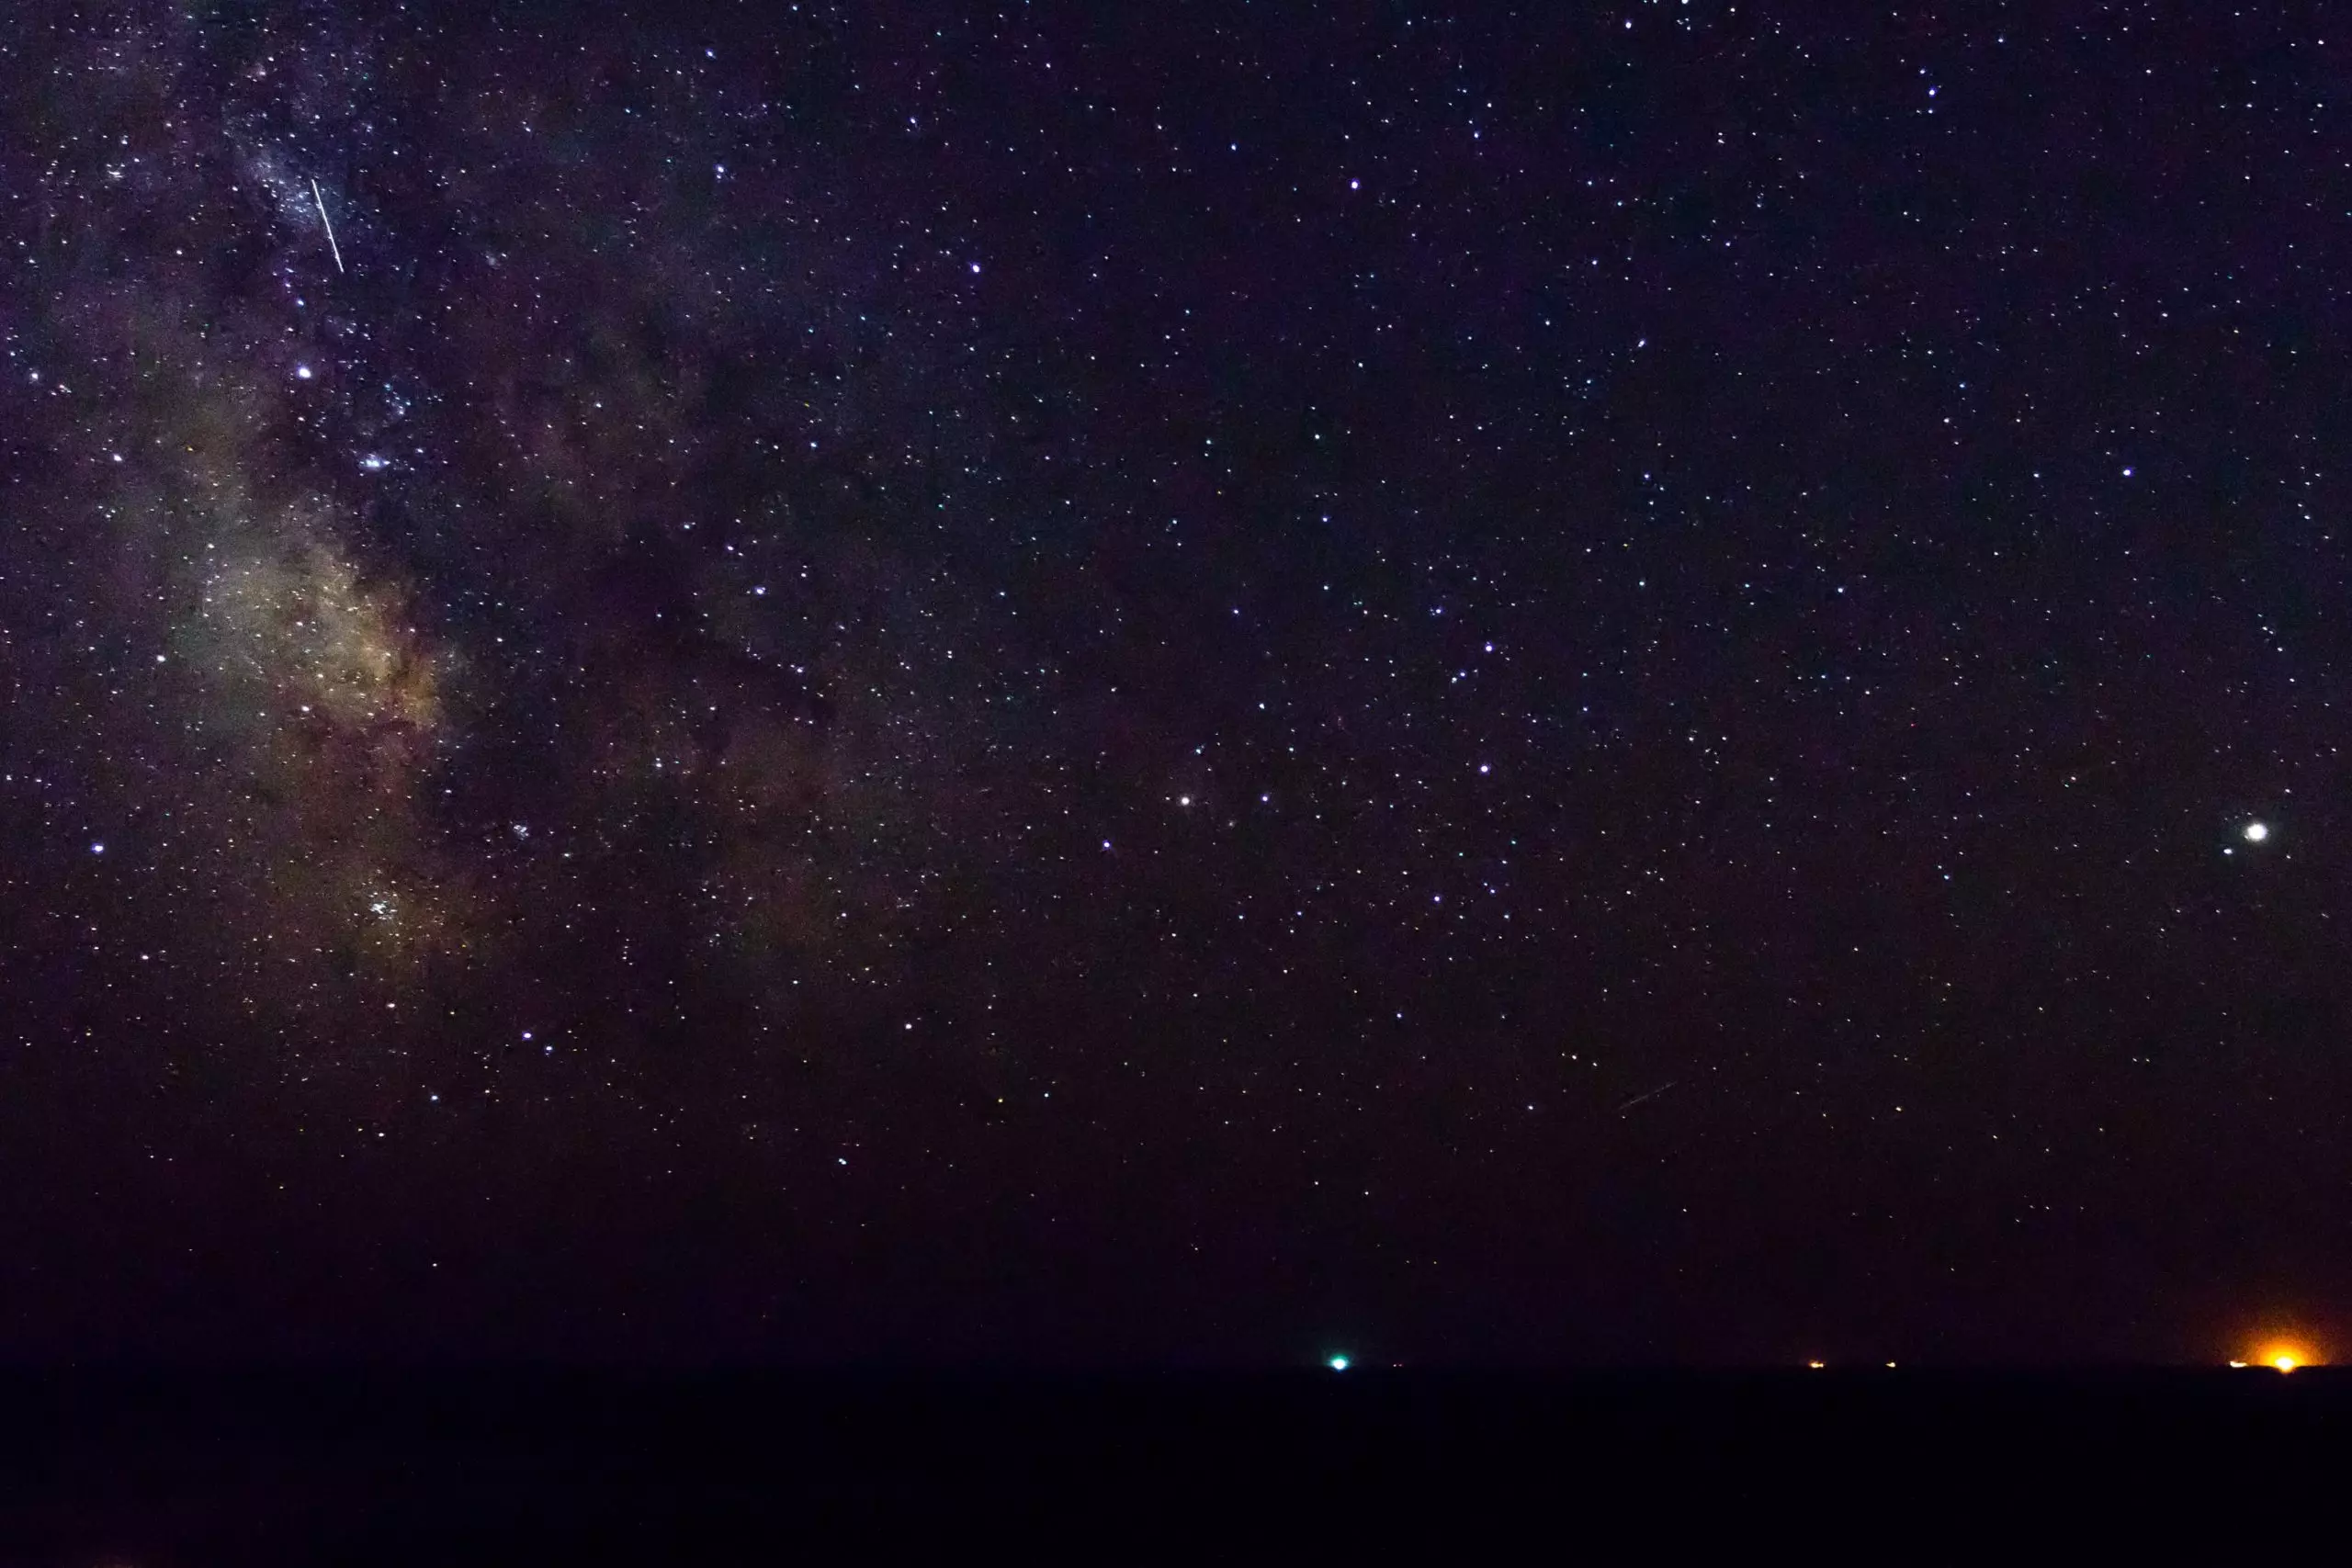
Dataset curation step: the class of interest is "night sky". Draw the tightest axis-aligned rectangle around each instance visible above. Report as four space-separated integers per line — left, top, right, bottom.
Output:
2 0 2347 1367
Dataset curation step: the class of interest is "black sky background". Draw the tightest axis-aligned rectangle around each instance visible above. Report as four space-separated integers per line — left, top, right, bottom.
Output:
1 0 2348 1365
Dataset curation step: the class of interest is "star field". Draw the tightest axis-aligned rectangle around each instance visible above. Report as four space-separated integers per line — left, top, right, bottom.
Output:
1 1 2348 1364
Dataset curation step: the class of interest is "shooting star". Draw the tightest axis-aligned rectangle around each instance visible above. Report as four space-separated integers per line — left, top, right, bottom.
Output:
1615 1081 1677 1115
311 177 345 274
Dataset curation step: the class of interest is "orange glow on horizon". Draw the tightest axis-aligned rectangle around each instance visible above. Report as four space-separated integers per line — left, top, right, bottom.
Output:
2244 1338 2322 1372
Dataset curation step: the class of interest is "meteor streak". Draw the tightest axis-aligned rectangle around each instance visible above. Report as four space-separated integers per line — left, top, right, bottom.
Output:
311 177 345 273
1615 1081 1677 1115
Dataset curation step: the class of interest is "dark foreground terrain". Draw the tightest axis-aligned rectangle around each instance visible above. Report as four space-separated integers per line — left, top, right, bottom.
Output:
0 1369 2341 1562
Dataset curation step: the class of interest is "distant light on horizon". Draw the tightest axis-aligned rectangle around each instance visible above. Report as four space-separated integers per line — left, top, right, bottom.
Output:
1328 1354 1350 1371
2247 1338 2319 1371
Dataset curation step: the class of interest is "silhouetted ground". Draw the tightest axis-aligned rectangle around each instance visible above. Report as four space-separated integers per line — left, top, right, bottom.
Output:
0 1368 2342 1562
